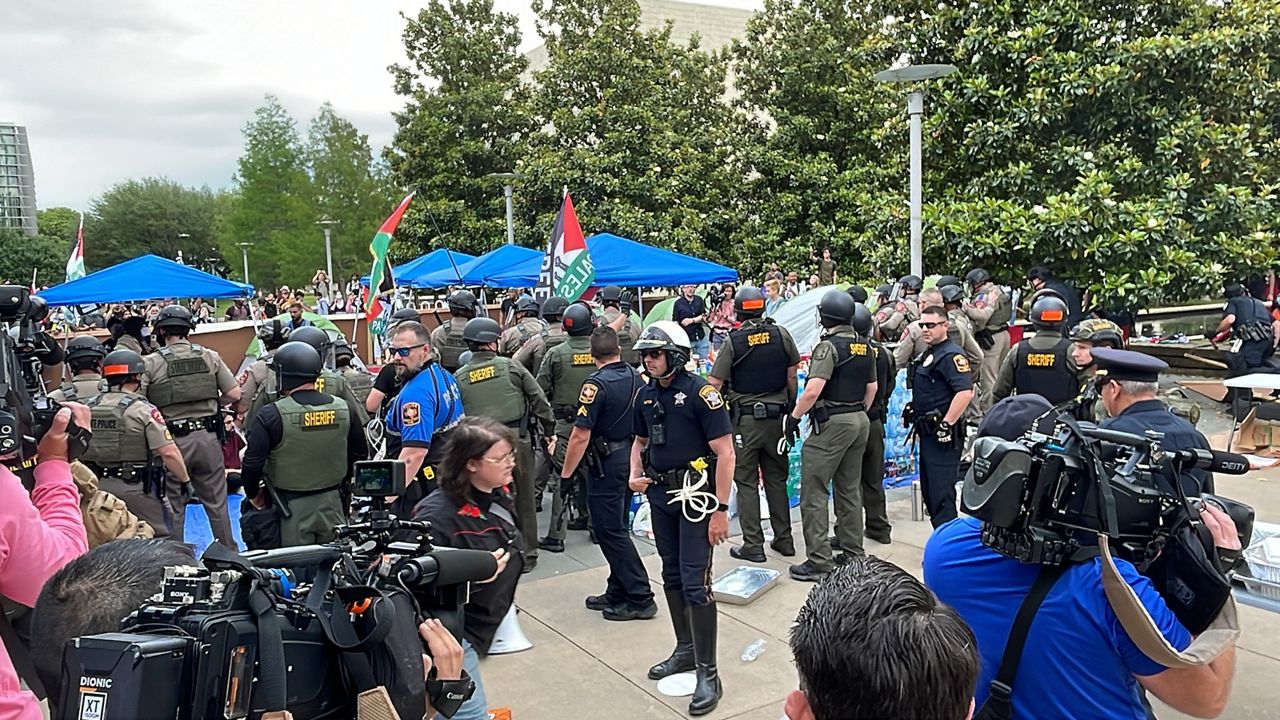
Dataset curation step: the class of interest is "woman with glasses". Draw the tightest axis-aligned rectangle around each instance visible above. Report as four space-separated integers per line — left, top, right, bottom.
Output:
413 417 522 720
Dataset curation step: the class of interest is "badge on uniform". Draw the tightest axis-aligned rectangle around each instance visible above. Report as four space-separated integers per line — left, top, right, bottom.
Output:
953 355 971 373
674 392 687 407
698 385 724 410
974 293 987 309
402 402 421 426
922 353 935 368
579 383 598 405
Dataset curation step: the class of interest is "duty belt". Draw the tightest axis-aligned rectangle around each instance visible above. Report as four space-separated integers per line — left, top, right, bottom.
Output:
646 456 712 486
597 438 631 455
737 401 787 420
553 405 576 421
167 414 220 437
87 463 150 484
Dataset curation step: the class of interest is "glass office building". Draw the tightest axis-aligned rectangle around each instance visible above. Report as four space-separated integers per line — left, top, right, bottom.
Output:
0 123 37 236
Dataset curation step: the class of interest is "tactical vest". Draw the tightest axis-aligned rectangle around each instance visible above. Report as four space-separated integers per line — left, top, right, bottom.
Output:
727 323 789 395
341 367 375 404
146 344 219 408
541 325 568 353
265 394 350 492
1235 299 1274 342
870 340 894 415
819 334 873 405
82 393 151 467
457 355 526 425
1013 337 1077 404
53 376 104 403
976 283 1011 332
437 321 468 372
551 339 598 409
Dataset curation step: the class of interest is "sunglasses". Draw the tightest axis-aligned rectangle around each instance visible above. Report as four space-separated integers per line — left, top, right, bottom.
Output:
640 349 666 359
390 343 426 357
919 320 947 330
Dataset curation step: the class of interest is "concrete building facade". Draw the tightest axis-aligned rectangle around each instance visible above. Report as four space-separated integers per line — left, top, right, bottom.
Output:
0 123 37 236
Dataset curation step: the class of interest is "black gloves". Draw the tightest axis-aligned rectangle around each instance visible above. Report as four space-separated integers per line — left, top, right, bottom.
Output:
783 414 802 448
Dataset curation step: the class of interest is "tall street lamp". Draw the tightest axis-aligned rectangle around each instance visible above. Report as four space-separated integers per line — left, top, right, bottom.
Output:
873 63 958 279
237 242 252 284
486 172 524 245
316 219 340 281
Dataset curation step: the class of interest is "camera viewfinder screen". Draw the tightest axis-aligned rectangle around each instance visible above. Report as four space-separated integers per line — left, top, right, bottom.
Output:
356 465 393 494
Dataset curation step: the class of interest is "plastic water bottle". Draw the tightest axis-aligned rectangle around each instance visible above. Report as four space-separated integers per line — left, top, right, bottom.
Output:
741 638 767 662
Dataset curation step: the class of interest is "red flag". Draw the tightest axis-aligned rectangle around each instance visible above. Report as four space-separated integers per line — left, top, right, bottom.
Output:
365 192 415 322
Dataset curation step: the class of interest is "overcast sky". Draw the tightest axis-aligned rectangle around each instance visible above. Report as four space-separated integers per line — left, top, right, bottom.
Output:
1 0 756 213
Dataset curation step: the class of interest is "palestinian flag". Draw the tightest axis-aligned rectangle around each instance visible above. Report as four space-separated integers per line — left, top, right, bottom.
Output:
534 193 594 303
365 192 415 322
65 213 86 282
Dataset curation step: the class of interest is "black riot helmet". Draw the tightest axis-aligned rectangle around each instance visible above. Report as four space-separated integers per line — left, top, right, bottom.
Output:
940 284 966 306
818 289 856 329
272 341 324 391
333 338 355 365
289 325 330 354
1029 294 1070 330
846 285 869 304
542 296 569 321
101 349 146 384
598 285 624 308
898 275 923 295
390 307 420 325
256 318 291 350
515 296 541 318
447 290 478 318
153 305 194 334
851 303 873 336
562 303 595 337
965 268 992 288
1224 282 1247 299
936 275 961 290
65 335 107 368
463 317 502 347
734 286 767 319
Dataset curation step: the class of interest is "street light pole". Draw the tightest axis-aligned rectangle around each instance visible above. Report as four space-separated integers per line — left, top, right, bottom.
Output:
237 242 252 284
873 63 958 279
485 172 524 245
316 219 339 281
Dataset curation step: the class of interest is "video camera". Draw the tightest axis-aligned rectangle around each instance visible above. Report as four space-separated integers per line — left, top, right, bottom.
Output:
962 412 1254 633
57 460 495 720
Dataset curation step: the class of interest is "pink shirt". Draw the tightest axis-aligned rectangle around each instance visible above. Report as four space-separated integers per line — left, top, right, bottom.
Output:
0 459 88 719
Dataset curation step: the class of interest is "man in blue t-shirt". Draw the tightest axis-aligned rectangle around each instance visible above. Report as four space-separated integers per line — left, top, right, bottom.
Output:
385 321 464 501
924 390 1240 720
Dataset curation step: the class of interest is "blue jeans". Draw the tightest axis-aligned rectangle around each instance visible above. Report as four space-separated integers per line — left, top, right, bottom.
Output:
691 337 711 362
438 639 487 720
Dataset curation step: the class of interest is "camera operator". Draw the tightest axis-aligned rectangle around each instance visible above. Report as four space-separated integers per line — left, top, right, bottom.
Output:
924 394 1240 720
1093 348 1214 495
413 417 522 720
0 406 90 719
788 556 978 720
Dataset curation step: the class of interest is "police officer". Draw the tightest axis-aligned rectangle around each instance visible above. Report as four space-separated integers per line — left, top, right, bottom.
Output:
110 315 151 355
857 302 895 544
282 325 369 427
630 321 733 716
599 286 640 365
431 290 477 373
49 336 107 403
787 291 877 581
992 294 1082 406
334 338 374 406
558 325 655 620
385 321 465 513
1217 282 1278 415
898 274 923 321
514 296 570 372
237 318 291 428
1026 265 1083 326
140 304 241 546
907 305 974 527
241 342 366 546
1067 318 1125 423
455 316 555 570
1094 348 1215 494
81 348 191 537
500 297 547 371
963 267 1012 413
537 303 599 551
940 284 984 368
706 286 799 563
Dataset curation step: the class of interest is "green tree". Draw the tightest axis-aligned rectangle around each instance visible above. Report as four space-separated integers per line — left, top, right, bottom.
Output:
224 95 316 288
307 102 394 282
386 0 532 259
36 207 82 246
520 0 745 259
86 177 224 271
0 228 69 288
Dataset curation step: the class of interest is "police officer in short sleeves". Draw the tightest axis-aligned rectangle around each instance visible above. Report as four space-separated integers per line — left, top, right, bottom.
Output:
907 305 974 528
629 321 734 717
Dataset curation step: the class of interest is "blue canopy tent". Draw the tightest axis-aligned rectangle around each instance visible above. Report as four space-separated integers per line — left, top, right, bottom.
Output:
411 244 542 288
360 248 475 287
483 233 738 287
38 254 254 306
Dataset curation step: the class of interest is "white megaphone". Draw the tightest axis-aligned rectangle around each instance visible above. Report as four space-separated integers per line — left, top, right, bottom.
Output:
487 605 533 655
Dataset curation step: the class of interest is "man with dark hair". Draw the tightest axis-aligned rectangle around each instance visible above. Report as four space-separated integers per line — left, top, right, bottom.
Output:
787 555 978 720
31 539 196 707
